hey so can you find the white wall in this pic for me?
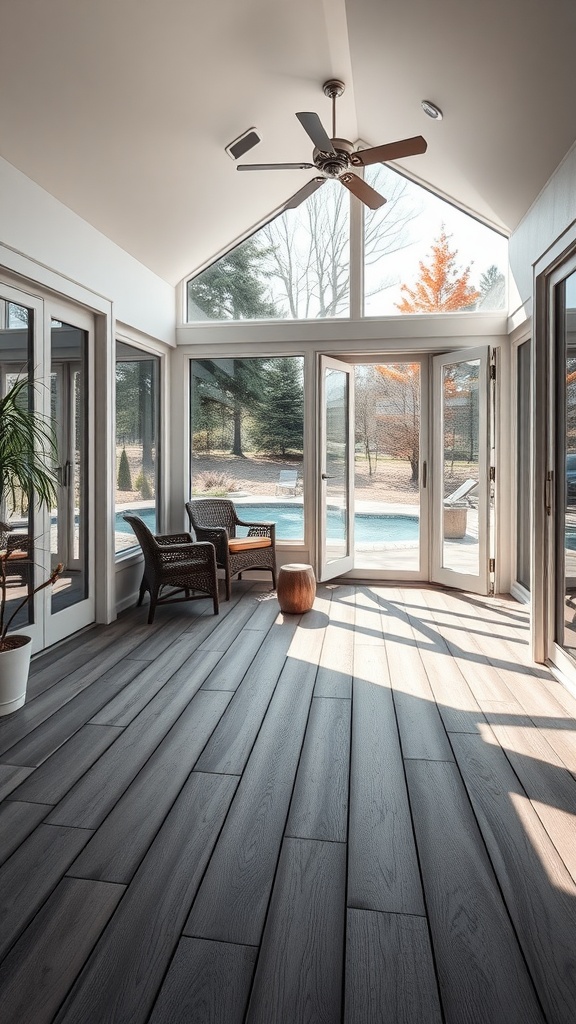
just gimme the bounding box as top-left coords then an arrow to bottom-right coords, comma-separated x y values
0,157 -> 175,344
509,140 -> 576,321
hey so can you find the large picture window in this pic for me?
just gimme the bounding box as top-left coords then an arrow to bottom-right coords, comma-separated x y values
115,344 -> 160,555
190,357 -> 305,541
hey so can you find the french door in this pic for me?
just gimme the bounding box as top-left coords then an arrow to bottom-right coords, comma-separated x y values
317,356 -> 354,580
317,348 -> 493,594
47,305 -> 94,645
0,281 -> 95,653
430,347 -> 491,594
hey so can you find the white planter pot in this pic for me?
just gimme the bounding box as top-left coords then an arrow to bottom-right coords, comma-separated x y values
0,635 -> 32,716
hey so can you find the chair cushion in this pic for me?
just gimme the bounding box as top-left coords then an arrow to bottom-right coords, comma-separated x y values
228,536 -> 272,552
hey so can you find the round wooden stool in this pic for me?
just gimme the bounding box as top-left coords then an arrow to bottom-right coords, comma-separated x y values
277,563 -> 316,614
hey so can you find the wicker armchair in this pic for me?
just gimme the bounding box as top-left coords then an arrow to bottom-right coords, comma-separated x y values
185,498 -> 276,600
123,514 -> 219,623
1,530 -> 33,589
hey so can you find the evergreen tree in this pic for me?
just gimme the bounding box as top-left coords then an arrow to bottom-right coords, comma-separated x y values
188,244 -> 280,455
396,228 -> 480,313
478,264 -> 506,309
187,239 -> 278,320
117,447 -> 132,491
250,358 -> 304,456
193,358 -> 268,457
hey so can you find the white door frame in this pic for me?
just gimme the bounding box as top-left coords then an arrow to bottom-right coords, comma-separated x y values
430,346 -> 491,595
43,299 -> 95,646
317,355 -> 355,581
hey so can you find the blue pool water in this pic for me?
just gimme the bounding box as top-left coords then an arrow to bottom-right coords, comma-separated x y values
116,504 -> 419,543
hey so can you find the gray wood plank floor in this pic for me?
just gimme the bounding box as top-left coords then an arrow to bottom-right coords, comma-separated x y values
1,582 -> 576,1023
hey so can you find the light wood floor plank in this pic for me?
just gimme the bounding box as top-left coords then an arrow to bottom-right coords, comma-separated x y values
348,644 -> 424,916
400,587 -> 486,733
420,588 -> 520,704
380,589 -> 454,761
451,730 -> 576,1024
480,700 -> 576,880
315,584 -> 354,698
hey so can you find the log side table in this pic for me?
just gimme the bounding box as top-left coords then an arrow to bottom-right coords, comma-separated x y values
277,563 -> 316,614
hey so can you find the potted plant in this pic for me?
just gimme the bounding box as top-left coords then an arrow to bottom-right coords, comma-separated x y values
0,376 -> 62,715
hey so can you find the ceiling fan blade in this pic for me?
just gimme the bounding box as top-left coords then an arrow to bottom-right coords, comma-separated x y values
295,112 -> 336,155
351,135 -> 428,167
339,173 -> 387,210
237,162 -> 314,171
281,177 -> 326,211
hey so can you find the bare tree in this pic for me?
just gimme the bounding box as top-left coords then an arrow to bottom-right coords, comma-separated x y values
259,167 -> 421,318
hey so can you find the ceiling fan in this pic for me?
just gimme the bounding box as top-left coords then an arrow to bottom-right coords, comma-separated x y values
237,79 -> 427,211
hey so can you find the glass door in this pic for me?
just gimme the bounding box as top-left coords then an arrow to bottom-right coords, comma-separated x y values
318,356 -> 354,580
351,359 -> 428,578
431,347 -> 491,594
549,268 -> 576,669
46,308 -> 94,645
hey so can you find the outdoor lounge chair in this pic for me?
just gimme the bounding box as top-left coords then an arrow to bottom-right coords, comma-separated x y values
186,498 -> 276,600
123,513 -> 219,623
444,479 -> 478,506
275,470 -> 299,496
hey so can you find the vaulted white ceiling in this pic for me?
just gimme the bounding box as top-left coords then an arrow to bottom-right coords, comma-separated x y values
2,0 -> 576,285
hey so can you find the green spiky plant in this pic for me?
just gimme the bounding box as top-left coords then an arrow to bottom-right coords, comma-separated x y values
0,376 -> 61,651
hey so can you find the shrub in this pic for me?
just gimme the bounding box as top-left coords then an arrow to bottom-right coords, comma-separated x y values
135,472 -> 153,500
117,447 -> 132,491
193,471 -> 241,494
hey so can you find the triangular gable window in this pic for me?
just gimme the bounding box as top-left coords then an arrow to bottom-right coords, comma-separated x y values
186,165 -> 507,322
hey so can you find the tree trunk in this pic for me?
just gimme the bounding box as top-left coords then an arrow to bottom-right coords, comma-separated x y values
231,403 -> 244,456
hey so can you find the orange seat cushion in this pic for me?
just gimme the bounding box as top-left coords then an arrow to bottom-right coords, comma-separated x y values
228,536 -> 272,552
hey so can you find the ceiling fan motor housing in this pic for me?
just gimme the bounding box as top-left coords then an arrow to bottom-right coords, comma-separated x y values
313,137 -> 354,177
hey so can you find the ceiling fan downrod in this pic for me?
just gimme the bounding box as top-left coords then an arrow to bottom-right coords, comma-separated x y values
322,79 -> 345,140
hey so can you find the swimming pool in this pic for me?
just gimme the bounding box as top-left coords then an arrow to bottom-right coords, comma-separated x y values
115,503 -> 419,544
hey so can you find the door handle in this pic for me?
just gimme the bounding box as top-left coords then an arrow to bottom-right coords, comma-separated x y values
321,473 -> 335,479
65,460 -> 71,487
422,461 -> 427,488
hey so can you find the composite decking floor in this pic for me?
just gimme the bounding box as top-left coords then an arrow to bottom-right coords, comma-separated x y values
1,582 -> 576,1023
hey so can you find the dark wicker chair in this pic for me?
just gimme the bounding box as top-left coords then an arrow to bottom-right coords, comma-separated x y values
1,531 -> 33,589
123,513 -> 219,623
185,498 -> 276,600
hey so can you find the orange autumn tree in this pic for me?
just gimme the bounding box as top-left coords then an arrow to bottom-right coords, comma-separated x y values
396,228 -> 480,313
375,363 -> 420,481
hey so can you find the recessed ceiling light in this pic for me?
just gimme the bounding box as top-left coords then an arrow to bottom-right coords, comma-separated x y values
421,100 -> 443,120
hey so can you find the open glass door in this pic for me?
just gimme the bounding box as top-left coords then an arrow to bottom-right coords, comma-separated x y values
46,309 -> 94,644
318,356 -> 354,580
431,347 -> 491,594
